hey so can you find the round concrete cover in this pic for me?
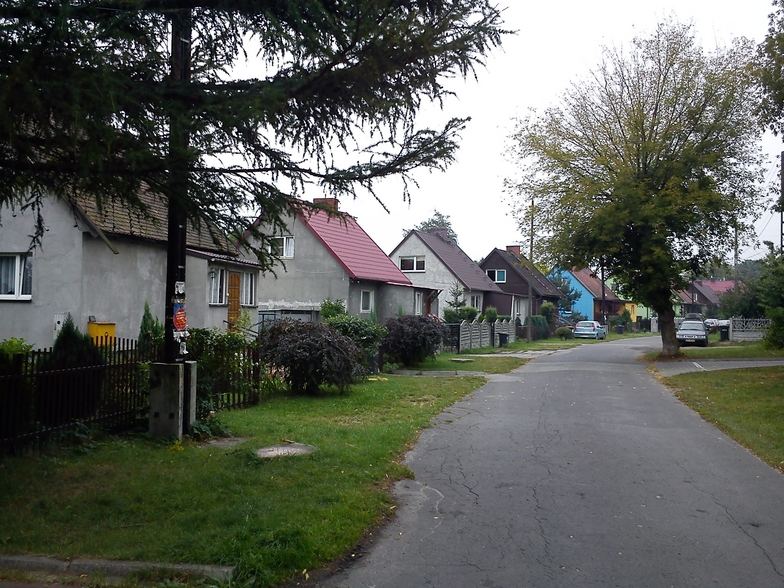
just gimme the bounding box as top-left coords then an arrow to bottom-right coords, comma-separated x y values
256,443 -> 317,459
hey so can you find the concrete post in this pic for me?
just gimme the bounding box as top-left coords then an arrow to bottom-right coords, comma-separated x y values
184,360 -> 197,433
149,363 -> 184,439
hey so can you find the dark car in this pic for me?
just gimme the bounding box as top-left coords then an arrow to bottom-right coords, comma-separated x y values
676,320 -> 708,347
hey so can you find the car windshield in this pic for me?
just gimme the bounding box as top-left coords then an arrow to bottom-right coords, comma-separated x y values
680,323 -> 703,331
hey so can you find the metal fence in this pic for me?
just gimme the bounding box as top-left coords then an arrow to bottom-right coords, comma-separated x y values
1,335 -> 266,453
0,337 -> 157,453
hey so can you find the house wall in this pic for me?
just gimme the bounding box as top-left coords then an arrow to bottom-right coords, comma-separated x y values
392,236 -> 461,320
255,213 -> 351,312
562,270 -> 594,320
0,199 -> 85,348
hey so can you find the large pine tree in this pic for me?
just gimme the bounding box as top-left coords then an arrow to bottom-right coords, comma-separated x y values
0,0 -> 505,268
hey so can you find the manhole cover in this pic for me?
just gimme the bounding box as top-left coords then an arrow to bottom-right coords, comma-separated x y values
256,443 -> 317,459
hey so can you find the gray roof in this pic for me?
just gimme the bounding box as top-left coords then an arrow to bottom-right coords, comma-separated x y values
411,230 -> 503,293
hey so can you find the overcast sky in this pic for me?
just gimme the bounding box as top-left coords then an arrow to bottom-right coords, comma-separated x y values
316,0 -> 782,264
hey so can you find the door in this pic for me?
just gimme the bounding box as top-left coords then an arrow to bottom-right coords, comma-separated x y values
227,271 -> 241,328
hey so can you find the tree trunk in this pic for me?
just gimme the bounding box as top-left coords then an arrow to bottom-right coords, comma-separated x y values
657,306 -> 680,357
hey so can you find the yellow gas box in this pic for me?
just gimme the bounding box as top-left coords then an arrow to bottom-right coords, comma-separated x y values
87,321 -> 116,344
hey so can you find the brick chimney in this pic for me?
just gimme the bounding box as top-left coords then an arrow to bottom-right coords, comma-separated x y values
506,245 -> 521,256
314,197 -> 339,212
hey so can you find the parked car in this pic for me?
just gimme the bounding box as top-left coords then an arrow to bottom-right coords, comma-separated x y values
573,320 -> 606,340
676,320 -> 708,347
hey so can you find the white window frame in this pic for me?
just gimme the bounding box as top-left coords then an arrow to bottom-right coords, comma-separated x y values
360,290 -> 374,313
486,269 -> 506,283
269,236 -> 295,259
415,291 -> 423,315
399,255 -> 425,272
0,253 -> 32,301
469,294 -> 481,309
240,272 -> 255,307
209,268 -> 227,305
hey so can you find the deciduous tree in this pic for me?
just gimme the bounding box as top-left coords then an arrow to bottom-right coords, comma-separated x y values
505,22 -> 766,356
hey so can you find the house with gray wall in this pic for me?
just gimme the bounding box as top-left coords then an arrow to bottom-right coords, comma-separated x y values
0,194 -> 260,349
389,228 -> 506,319
249,198 -> 437,324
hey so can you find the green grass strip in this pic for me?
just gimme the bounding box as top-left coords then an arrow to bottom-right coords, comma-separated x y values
0,375 -> 485,587
664,367 -> 784,472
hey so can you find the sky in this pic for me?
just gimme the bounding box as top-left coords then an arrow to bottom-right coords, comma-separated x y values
308,0 -> 784,264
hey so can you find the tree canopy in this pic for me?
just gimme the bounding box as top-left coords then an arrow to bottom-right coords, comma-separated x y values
505,21 -> 766,355
0,0 -> 505,270
408,210 -> 459,243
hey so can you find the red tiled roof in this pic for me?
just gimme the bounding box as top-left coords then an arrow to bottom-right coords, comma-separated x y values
302,209 -> 412,286
699,280 -> 736,294
571,268 -> 620,301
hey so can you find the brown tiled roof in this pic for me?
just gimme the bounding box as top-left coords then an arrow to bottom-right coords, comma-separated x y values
487,249 -> 564,299
70,192 -> 236,255
413,230 -> 503,293
571,268 -> 620,301
302,209 -> 412,286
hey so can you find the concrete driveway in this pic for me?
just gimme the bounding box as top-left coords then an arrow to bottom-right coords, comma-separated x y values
318,336 -> 784,587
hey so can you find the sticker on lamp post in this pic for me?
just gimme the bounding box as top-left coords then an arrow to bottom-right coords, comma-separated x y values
172,281 -> 188,355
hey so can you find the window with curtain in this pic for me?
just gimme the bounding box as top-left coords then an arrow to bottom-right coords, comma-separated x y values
0,254 -> 32,300
240,272 -> 255,306
209,268 -> 227,305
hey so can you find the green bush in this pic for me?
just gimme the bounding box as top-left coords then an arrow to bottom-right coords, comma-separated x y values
320,298 -> 347,319
443,308 -> 460,323
540,302 -> 556,326
484,306 -> 498,323
0,337 -> 33,374
523,315 -> 550,340
187,328 -> 261,415
259,319 -> 363,394
325,315 -> 387,371
0,337 -> 34,438
137,301 -> 164,359
37,315 -> 104,426
554,326 -> 573,340
764,307 -> 784,349
458,306 -> 479,322
382,315 -> 448,367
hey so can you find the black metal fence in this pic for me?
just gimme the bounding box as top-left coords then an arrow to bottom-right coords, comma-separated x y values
0,337 -> 156,453
0,336 -> 264,454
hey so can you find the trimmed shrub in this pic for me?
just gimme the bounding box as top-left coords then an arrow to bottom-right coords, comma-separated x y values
259,319 -> 363,394
325,315 -> 387,371
382,314 -> 448,367
443,308 -> 460,323
458,306 -> 479,322
484,306 -> 498,323
523,315 -> 550,340
36,315 -> 104,426
555,326 -> 573,340
540,302 -> 556,326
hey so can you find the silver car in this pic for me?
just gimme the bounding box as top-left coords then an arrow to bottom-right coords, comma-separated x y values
573,320 -> 606,339
676,320 -> 708,347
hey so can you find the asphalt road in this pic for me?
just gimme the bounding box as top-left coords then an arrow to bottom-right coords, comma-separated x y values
319,337 -> 784,587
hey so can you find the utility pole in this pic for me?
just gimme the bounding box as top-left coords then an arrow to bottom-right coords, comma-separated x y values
164,10 -> 192,364
780,151 -> 783,253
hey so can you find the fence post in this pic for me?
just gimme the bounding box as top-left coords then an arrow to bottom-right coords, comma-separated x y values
149,363 -> 184,439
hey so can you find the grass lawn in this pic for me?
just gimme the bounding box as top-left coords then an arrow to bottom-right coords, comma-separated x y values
643,339 -> 784,362
0,374 -> 486,588
663,366 -> 784,472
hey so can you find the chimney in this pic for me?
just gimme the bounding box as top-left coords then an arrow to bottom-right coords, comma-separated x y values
506,245 -> 521,256
314,197 -> 339,212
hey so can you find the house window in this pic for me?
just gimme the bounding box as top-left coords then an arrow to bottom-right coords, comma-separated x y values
240,272 -> 255,307
399,256 -> 425,271
269,236 -> 295,258
415,291 -> 423,315
469,294 -> 480,309
486,269 -> 506,283
360,290 -> 374,313
0,254 -> 32,300
209,268 -> 227,305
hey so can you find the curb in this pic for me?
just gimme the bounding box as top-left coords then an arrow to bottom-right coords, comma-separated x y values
0,555 -> 234,583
